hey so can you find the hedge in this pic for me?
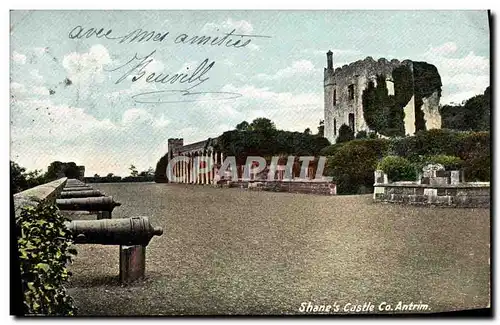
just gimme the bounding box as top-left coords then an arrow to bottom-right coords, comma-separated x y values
325,138 -> 389,194
387,129 -> 490,181
17,202 -> 77,315
377,156 -> 417,182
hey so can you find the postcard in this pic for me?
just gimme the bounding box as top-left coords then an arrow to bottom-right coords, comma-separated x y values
10,10 -> 491,317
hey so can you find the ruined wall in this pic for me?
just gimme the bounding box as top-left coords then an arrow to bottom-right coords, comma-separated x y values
324,54 -> 442,143
324,57 -> 407,143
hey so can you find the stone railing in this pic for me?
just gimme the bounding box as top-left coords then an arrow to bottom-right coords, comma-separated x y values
373,170 -> 490,208
13,177 -> 68,216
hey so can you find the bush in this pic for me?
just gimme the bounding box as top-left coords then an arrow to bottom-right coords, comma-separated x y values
17,202 -> 77,315
414,155 -> 464,171
326,139 -> 389,194
388,130 -> 490,181
377,156 -> 417,182
319,142 -> 346,157
336,124 -> 354,143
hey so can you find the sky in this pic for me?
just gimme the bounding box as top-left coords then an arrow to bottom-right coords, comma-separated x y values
10,10 -> 490,176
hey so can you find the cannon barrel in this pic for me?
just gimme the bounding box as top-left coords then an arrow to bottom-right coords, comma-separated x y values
60,190 -> 104,198
63,186 -> 94,192
65,216 -> 163,246
56,196 -> 121,212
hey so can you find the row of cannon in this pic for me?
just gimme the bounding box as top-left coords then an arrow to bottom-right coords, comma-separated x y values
57,179 -> 163,247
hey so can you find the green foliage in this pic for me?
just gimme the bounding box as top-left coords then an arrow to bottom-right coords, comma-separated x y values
129,165 -> 139,177
320,142 -> 346,157
235,121 -> 251,131
45,161 -> 81,181
440,87 -> 490,131
377,156 -> 417,182
216,119 -> 330,163
336,124 -> 354,143
412,61 -> 442,132
17,202 -> 77,315
413,155 -> 464,171
355,130 -> 368,139
388,129 -> 490,181
11,161 -> 47,194
326,139 -> 389,194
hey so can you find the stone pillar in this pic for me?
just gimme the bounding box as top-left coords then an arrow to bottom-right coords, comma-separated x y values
190,155 -> 194,183
450,171 -> 460,185
181,155 -> 186,183
119,245 -> 146,284
197,151 -> 202,184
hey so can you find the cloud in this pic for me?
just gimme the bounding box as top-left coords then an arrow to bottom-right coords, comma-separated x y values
30,69 -> 44,84
202,18 -> 254,34
12,51 -> 26,64
419,42 -> 489,104
300,48 -> 362,57
62,44 -> 112,99
10,96 -> 175,176
256,60 -> 317,81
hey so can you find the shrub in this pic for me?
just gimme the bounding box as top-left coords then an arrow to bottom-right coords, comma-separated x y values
319,142 -> 346,157
336,124 -> 354,143
17,202 -> 77,315
377,156 -> 417,182
355,131 -> 368,139
326,139 -> 389,194
414,155 -> 464,171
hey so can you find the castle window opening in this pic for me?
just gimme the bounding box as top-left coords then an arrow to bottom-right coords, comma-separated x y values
348,84 -> 355,100
348,113 -> 355,131
333,89 -> 337,106
334,118 -> 337,136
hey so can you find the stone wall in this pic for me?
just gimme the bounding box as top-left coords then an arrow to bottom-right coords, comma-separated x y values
13,177 -> 68,217
373,170 -> 489,208
228,180 -> 337,196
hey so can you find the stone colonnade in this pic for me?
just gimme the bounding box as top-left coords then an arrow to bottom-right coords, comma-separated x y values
171,151 -> 225,184
170,153 -> 322,184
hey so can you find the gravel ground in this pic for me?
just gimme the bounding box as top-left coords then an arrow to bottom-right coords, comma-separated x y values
66,183 -> 490,316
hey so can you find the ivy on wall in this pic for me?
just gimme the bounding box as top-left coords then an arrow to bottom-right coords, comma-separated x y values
362,62 -> 442,136
412,61 -> 442,132
17,202 -> 77,315
362,74 -> 403,137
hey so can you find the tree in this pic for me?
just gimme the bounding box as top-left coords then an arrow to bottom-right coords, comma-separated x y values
336,124 -> 354,143
94,174 -> 100,178
250,117 -> 276,133
11,161 -> 28,193
10,161 -> 46,193
317,120 -> 324,137
106,173 -> 114,178
129,165 -> 139,177
236,121 -> 251,131
304,128 -> 311,135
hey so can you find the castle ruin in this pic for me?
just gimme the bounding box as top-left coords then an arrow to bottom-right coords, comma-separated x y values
323,51 -> 442,143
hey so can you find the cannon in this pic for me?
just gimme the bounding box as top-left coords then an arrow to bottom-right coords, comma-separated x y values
56,196 -> 121,212
63,185 -> 94,191
63,186 -> 94,192
65,216 -> 163,246
60,190 -> 104,198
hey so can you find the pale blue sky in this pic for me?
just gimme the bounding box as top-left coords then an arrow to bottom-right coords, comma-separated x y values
10,10 -> 490,176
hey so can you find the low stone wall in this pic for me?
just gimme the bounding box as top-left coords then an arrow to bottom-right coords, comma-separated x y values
13,177 -> 68,216
228,180 -> 337,195
373,171 -> 489,208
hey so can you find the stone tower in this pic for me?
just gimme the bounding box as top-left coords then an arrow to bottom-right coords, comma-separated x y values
167,138 -> 184,158
323,51 -> 442,144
